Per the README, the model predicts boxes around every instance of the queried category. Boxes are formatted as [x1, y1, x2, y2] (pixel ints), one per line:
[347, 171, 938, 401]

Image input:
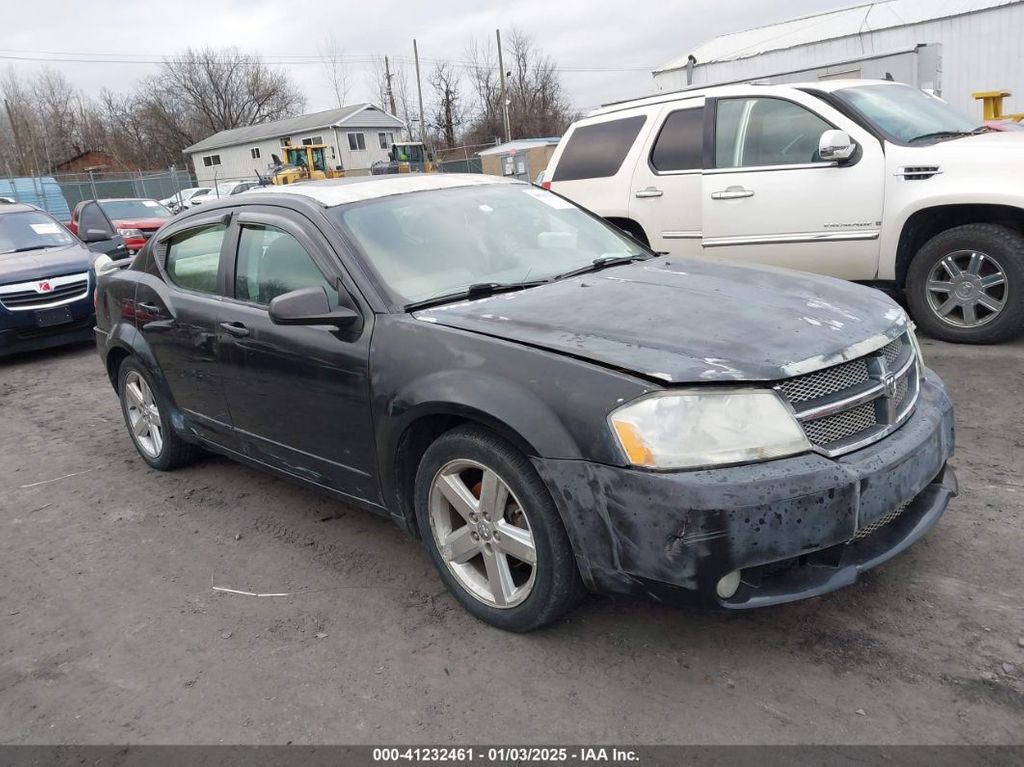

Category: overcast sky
[1, 0, 849, 114]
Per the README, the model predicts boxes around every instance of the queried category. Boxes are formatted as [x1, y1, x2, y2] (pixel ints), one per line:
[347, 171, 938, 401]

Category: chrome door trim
[703, 230, 880, 247]
[662, 230, 702, 239]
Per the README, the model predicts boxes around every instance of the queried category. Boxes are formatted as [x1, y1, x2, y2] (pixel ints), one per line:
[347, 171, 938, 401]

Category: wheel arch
[895, 203, 1024, 287]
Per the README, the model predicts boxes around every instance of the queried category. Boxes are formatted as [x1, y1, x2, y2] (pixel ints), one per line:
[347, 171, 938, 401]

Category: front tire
[117, 357, 201, 470]
[906, 223, 1024, 343]
[414, 425, 585, 632]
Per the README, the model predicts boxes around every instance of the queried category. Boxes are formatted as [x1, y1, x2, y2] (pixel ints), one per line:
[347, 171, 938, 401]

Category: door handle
[711, 186, 754, 200]
[137, 302, 160, 313]
[219, 321, 250, 338]
[634, 187, 664, 198]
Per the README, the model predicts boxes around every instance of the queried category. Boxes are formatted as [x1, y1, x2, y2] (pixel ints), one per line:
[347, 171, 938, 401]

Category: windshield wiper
[0, 245, 57, 255]
[908, 129, 983, 143]
[406, 279, 549, 311]
[553, 254, 648, 281]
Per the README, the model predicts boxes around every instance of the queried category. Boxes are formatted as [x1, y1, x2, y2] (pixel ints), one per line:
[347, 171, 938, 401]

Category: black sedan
[93, 176, 956, 631]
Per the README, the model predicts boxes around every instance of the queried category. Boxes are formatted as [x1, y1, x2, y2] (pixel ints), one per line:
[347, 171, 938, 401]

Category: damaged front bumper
[533, 371, 956, 607]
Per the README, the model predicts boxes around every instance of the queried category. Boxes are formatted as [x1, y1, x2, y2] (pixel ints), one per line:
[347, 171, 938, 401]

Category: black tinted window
[650, 107, 705, 172]
[234, 225, 336, 307]
[165, 224, 225, 294]
[79, 203, 112, 236]
[552, 115, 646, 182]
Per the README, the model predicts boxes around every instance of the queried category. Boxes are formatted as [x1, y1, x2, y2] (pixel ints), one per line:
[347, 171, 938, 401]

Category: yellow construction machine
[371, 141, 439, 174]
[269, 144, 344, 185]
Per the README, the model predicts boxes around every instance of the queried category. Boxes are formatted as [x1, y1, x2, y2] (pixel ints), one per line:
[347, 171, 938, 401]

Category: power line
[0, 48, 654, 73]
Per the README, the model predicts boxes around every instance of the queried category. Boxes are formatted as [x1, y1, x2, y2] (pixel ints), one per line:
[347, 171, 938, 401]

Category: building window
[302, 136, 324, 146]
[202, 154, 221, 168]
[250, 147, 261, 159]
[348, 132, 366, 151]
[378, 131, 394, 149]
[281, 137, 292, 146]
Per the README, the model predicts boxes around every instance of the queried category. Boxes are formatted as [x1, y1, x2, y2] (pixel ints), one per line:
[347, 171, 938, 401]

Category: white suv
[546, 80, 1024, 343]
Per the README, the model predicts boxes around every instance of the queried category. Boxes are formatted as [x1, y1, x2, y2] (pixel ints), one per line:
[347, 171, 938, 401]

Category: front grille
[853, 499, 911, 541]
[774, 332, 920, 457]
[0, 272, 90, 311]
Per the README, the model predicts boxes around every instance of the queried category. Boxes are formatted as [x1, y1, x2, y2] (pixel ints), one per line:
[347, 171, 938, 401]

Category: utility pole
[496, 29, 511, 143]
[384, 56, 398, 117]
[413, 39, 426, 144]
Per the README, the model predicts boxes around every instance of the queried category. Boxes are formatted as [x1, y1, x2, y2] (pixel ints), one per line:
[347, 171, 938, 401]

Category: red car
[69, 198, 172, 253]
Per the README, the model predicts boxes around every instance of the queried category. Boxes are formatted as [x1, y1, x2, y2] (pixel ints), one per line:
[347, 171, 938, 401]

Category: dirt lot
[1, 336, 1022, 745]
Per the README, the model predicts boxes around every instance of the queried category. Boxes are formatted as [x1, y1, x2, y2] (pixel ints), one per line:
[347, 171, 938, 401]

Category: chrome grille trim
[0, 271, 91, 311]
[774, 332, 920, 457]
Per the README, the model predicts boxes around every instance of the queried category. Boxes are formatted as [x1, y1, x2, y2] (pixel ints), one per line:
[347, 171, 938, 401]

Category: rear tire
[414, 425, 585, 632]
[117, 357, 202, 471]
[905, 223, 1024, 343]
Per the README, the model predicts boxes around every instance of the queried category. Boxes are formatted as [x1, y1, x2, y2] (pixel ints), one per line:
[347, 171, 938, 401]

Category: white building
[653, 0, 1024, 115]
[184, 103, 406, 185]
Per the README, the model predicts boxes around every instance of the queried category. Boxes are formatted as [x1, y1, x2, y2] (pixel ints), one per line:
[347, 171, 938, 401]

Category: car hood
[111, 217, 169, 229]
[413, 259, 909, 383]
[0, 242, 96, 286]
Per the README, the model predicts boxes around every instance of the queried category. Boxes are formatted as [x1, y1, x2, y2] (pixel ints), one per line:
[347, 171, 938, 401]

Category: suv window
[234, 225, 337, 307]
[552, 115, 646, 182]
[715, 98, 831, 168]
[650, 107, 704, 172]
[165, 224, 226, 294]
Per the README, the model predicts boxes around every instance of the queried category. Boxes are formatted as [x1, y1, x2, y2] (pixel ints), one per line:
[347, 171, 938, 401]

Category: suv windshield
[833, 84, 980, 143]
[100, 200, 171, 220]
[331, 184, 646, 306]
[0, 210, 75, 256]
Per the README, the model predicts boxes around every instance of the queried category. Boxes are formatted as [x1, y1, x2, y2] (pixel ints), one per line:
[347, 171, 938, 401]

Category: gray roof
[184, 103, 406, 154]
[477, 137, 562, 156]
[243, 174, 518, 207]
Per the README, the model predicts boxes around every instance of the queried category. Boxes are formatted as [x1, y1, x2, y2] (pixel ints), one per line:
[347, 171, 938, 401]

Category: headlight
[609, 389, 810, 470]
[117, 228, 143, 237]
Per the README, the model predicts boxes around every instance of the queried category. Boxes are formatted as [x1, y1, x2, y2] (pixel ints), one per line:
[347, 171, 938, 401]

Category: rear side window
[165, 224, 226, 294]
[551, 115, 646, 182]
[650, 107, 705, 172]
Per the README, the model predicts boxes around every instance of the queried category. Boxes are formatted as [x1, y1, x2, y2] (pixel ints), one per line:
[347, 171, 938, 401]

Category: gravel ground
[0, 336, 1022, 745]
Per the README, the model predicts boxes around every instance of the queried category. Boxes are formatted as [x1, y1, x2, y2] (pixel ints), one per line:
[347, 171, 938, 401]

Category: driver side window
[715, 97, 832, 168]
[234, 224, 338, 307]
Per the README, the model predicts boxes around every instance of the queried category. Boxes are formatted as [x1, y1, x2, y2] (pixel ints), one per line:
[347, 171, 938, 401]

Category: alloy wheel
[925, 249, 1008, 328]
[124, 371, 163, 458]
[428, 459, 537, 609]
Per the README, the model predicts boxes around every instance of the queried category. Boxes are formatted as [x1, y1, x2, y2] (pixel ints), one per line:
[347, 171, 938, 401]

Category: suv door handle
[634, 187, 664, 198]
[711, 186, 754, 200]
[136, 302, 160, 313]
[219, 321, 250, 338]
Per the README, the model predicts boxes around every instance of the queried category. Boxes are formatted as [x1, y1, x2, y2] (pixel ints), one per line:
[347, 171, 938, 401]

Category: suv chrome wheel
[428, 459, 537, 609]
[926, 249, 1007, 328]
[123, 370, 163, 458]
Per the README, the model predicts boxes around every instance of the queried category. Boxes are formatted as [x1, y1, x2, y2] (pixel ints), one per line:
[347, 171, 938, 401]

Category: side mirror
[819, 129, 856, 163]
[268, 286, 359, 327]
[82, 227, 114, 243]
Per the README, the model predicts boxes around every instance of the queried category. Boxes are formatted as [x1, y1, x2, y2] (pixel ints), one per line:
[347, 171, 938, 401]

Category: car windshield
[0, 210, 75, 256]
[330, 184, 646, 306]
[833, 84, 980, 143]
[100, 200, 172, 220]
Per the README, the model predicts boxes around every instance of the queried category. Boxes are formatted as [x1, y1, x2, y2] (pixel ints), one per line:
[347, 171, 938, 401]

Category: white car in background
[546, 80, 1024, 344]
[189, 180, 259, 207]
[159, 187, 210, 211]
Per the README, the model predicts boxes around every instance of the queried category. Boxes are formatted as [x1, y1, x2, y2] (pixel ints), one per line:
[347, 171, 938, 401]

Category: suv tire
[906, 223, 1024, 343]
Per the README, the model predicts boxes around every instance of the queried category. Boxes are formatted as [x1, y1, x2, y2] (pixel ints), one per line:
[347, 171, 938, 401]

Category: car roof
[246, 174, 520, 208]
[0, 201, 41, 215]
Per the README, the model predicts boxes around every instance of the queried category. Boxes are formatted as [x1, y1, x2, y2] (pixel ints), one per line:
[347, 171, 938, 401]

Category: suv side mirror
[819, 129, 856, 163]
[268, 286, 359, 327]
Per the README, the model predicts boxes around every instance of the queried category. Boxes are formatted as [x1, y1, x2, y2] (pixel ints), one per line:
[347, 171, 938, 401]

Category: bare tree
[319, 36, 350, 108]
[428, 61, 464, 149]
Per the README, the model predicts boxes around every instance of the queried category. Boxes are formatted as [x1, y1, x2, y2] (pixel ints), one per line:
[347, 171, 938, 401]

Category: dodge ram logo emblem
[38, 280, 53, 293]
[881, 372, 898, 399]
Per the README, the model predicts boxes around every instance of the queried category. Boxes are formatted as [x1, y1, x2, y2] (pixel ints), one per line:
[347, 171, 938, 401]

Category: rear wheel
[117, 358, 201, 470]
[906, 223, 1024, 343]
[414, 425, 585, 632]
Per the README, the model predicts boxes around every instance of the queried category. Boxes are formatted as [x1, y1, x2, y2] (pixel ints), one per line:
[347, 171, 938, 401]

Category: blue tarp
[0, 177, 72, 222]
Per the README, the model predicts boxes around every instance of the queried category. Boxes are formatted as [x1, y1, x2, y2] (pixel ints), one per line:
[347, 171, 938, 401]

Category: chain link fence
[55, 169, 196, 208]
